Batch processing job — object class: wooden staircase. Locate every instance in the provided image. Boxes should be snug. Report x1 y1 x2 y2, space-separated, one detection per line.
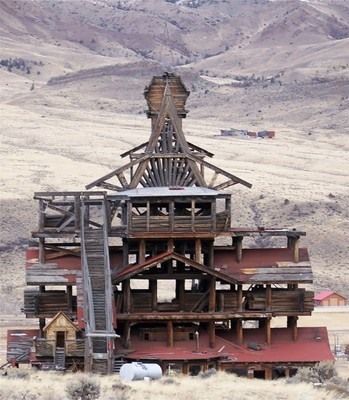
113 358 125 373
81 198 116 374
54 347 66 370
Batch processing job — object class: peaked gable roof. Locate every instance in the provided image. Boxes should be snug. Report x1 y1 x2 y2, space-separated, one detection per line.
315 291 347 301
43 311 79 332
113 250 238 284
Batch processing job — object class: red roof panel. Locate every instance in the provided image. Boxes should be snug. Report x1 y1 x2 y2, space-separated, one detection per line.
125 327 333 363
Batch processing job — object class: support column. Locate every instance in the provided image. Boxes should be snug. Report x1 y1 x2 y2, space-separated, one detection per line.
139 239 146 264
122 239 129 267
237 284 243 312
266 317 271 345
167 321 174 347
124 280 131 313
266 284 272 312
287 316 298 341
169 201 174 231
265 367 273 380
168 238 174 252
233 236 243 262
208 321 215 348
67 286 73 314
209 278 216 312
123 322 131 349
150 280 157 311
195 239 201 263
208 240 214 268
236 319 243 345
39 285 45 334
287 236 299 263
177 279 185 309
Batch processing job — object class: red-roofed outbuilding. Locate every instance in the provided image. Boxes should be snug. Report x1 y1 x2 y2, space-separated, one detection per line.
315 291 347 306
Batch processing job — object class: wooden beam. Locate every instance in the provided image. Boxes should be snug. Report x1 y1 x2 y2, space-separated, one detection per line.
194 238 201 263
209 278 216 312
123 322 131 349
237 284 243 312
233 236 243 262
67 286 73 314
208 321 215 348
139 240 146 264
177 279 185 309
123 280 131 313
265 367 273 380
167 321 174 347
236 319 243 345
266 317 271 345
169 201 174 231
150 280 157 311
266 284 272 312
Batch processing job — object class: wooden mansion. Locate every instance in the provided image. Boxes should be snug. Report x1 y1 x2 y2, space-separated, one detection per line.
7 73 333 378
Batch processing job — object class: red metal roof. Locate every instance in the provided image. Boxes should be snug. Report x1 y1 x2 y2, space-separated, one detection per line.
214 247 312 283
314 291 346 301
25 247 123 270
125 327 333 363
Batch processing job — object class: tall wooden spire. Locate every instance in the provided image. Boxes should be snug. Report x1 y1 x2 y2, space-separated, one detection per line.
86 73 251 191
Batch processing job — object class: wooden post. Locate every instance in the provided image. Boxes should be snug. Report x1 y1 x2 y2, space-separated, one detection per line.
127 201 132 232
124 280 131 313
167 321 174 347
208 321 215 348
168 238 174 252
150 280 157 311
237 284 243 312
211 200 216 231
266 318 271 345
169 200 174 231
266 284 272 312
139 239 146 264
191 199 196 232
177 279 185 309
233 236 243 262
39 239 45 264
208 240 214 268
146 201 150 232
39 285 45 333
67 286 73 314
287 236 299 263
195 239 201 263
122 239 129 267
265 367 273 380
288 316 298 341
236 319 243 345
226 197 231 226
124 322 131 348
209 278 216 312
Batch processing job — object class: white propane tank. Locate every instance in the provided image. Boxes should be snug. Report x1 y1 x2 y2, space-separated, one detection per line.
120 362 162 381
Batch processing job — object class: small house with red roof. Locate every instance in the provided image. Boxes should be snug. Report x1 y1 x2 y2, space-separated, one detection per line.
315 291 347 307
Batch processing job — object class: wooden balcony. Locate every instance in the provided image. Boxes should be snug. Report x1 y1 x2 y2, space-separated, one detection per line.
35 339 84 357
116 289 314 317
129 211 230 235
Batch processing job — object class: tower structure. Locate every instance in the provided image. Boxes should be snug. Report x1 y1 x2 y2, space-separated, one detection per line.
6 73 333 378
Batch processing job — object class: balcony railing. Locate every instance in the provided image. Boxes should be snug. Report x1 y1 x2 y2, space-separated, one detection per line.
35 339 85 357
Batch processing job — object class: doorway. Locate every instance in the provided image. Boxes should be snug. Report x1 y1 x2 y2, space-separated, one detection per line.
56 331 65 348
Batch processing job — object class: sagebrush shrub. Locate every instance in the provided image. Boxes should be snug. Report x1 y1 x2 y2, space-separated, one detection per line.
66 375 100 400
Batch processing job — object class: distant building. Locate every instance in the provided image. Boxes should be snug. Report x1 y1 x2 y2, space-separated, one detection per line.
314 291 347 307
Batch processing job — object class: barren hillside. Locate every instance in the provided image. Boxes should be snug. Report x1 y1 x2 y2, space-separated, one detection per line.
0 0 348 323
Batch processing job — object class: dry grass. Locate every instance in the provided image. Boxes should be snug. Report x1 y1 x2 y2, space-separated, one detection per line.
0 370 346 400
